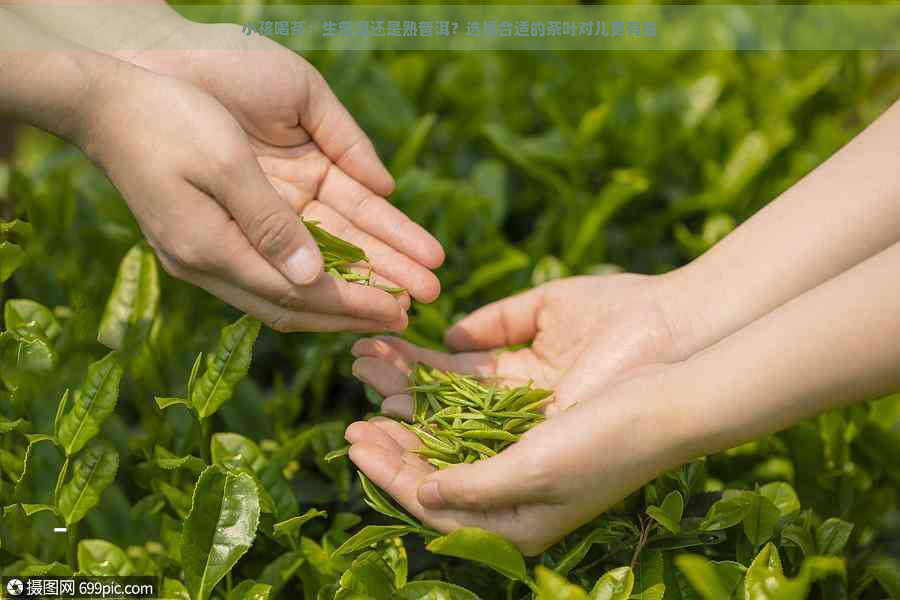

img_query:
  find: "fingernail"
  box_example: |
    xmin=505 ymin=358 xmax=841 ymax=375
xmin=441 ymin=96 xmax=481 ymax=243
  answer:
xmin=418 ymin=480 xmax=444 ymax=509
xmin=285 ymin=245 xmax=321 ymax=285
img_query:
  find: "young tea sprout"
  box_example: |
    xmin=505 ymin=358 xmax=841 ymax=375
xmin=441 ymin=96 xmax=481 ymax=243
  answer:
xmin=324 ymin=366 xmax=552 ymax=469
xmin=405 ymin=365 xmax=551 ymax=469
xmin=302 ymin=219 xmax=403 ymax=293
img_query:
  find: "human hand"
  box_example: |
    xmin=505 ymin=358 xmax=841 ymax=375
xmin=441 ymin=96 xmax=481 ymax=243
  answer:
xmin=350 ymin=274 xmax=687 ymax=415
xmin=130 ymin=22 xmax=444 ymax=304
xmin=84 ymin=63 xmax=412 ymax=332
xmin=344 ymin=369 xmax=690 ymax=555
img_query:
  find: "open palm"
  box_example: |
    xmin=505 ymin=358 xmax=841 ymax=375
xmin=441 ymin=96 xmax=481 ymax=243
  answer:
xmin=351 ymin=274 xmax=682 ymax=416
xmin=137 ymin=23 xmax=444 ymax=303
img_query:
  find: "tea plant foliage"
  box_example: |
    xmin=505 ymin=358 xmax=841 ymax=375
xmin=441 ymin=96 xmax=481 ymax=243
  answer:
xmin=1 ymin=13 xmax=899 ymax=600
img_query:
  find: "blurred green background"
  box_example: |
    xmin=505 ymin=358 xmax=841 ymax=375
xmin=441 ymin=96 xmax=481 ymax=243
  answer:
xmin=0 ymin=2 xmax=898 ymax=596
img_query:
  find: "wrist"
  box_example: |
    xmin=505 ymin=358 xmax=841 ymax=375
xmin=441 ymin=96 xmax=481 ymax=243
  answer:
xmin=654 ymin=265 xmax=720 ymax=359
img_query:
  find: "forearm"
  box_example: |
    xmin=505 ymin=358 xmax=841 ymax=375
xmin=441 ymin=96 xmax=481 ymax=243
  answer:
xmin=4 ymin=1 xmax=194 ymax=69
xmin=0 ymin=8 xmax=114 ymax=144
xmin=662 ymin=99 xmax=900 ymax=356
xmin=671 ymin=237 xmax=900 ymax=458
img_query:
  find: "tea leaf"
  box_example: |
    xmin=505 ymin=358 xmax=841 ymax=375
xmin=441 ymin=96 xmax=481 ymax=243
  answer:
xmin=78 ymin=539 xmax=134 ymax=576
xmin=182 ymin=466 xmax=260 ymax=600
xmin=226 ymin=580 xmax=272 ymax=600
xmin=673 ymin=555 xmax=729 ymax=600
xmin=394 ymin=580 xmax=481 ymax=600
xmin=815 ymin=518 xmax=853 ymax=555
xmin=589 ymin=566 xmax=634 ymax=600
xmin=273 ymin=508 xmax=328 ymax=537
xmin=535 ymin=565 xmax=588 ymax=599
xmin=98 ymin=242 xmax=159 ymax=351
xmin=333 ymin=525 xmax=417 ymax=557
xmin=57 ymin=441 xmax=119 ymax=525
xmin=758 ymin=482 xmax=801 ymax=517
xmin=57 ymin=352 xmax=122 ymax=456
xmin=700 ymin=492 xmax=754 ymax=531
xmin=191 ymin=315 xmax=261 ymax=419
xmin=4 ymin=298 xmax=60 ymax=340
xmin=258 ymin=550 xmax=305 ymax=597
xmin=426 ymin=527 xmax=527 ymax=581
xmin=743 ymin=493 xmax=780 ymax=546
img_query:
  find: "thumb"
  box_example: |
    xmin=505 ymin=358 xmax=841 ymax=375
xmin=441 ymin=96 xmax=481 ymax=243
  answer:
xmin=417 ymin=451 xmax=546 ymax=512
xmin=208 ymin=145 xmax=323 ymax=285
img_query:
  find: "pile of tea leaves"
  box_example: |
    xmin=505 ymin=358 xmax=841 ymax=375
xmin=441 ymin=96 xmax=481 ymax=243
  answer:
xmin=405 ymin=365 xmax=552 ymax=469
xmin=303 ymin=218 xmax=402 ymax=292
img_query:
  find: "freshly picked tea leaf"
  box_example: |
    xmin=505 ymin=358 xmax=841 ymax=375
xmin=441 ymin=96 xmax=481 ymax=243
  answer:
xmin=302 ymin=219 xmax=404 ymax=293
xmin=404 ymin=365 xmax=551 ymax=469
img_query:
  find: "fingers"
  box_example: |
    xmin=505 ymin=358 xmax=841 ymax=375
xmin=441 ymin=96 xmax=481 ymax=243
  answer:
xmin=416 ymin=447 xmax=550 ymax=512
xmin=158 ymin=254 xmax=403 ymax=333
xmin=301 ymin=201 xmax=441 ymax=303
xmin=301 ymin=67 xmax=396 ymax=197
xmin=153 ymin=179 xmax=409 ymax=327
xmin=195 ymin=141 xmax=324 ymax=287
xmin=318 ymin=163 xmax=445 ymax=271
xmin=353 ymin=336 xmax=498 ymax=375
xmin=445 ymin=287 xmax=546 ymax=351
xmin=381 ymin=395 xmax=414 ymax=421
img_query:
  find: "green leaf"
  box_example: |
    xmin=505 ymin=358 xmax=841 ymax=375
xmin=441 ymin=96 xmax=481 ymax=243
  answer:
xmin=535 ymin=565 xmax=588 ymax=599
xmin=744 ymin=544 xmax=844 ymax=599
xmin=211 ymin=432 xmax=267 ymax=473
xmin=758 ymin=482 xmax=801 ymax=517
xmin=867 ymin=557 xmax=900 ymax=599
xmin=358 ymin=473 xmax=418 ymax=527
xmin=394 ymin=580 xmax=481 ymax=600
xmin=97 ymin=243 xmax=160 ymax=351
xmin=338 ymin=550 xmax=397 ymax=600
xmin=700 ymin=491 xmax=754 ymax=531
xmin=815 ymin=518 xmax=853 ymax=555
xmin=391 ymin=113 xmax=437 ymax=177
xmin=332 ymin=525 xmax=416 ymax=557
xmin=273 ymin=508 xmax=327 ymax=537
xmin=154 ymin=446 xmax=206 ymax=473
xmin=554 ymin=526 xmax=625 ymax=576
xmin=0 ymin=417 xmax=27 ymax=434
xmin=4 ymin=299 xmax=61 ymax=340
xmin=53 ymin=388 xmax=69 ymax=438
xmin=781 ymin=524 xmax=816 ymax=558
xmin=21 ymin=503 xmax=58 ymax=516
xmin=589 ymin=566 xmax=634 ymax=600
xmin=324 ymin=447 xmax=350 ymax=463
xmin=633 ymin=551 xmax=665 ymax=600
xmin=57 ymin=352 xmax=123 ymax=456
xmin=161 ymin=579 xmax=191 ymax=600
xmin=257 ymin=550 xmax=304 ymax=597
xmin=191 ymin=315 xmax=261 ymax=419
xmin=227 ymin=580 xmax=272 ymax=600
xmin=674 ymin=555 xmax=730 ymax=600
xmin=154 ymin=396 xmax=190 ymax=411
xmin=77 ymin=539 xmax=134 ymax=576
xmin=57 ymin=441 xmax=119 ymax=525
xmin=210 ymin=432 xmax=277 ymax=514
xmin=647 ymin=491 xmax=684 ymax=534
xmin=182 ymin=466 xmax=261 ymax=600
xmin=0 ymin=241 xmax=26 ymax=283
xmin=426 ymin=527 xmax=526 ymax=581
xmin=743 ymin=494 xmax=780 ymax=546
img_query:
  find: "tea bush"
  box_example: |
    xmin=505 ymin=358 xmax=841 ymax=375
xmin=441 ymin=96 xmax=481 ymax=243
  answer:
xmin=1 ymin=10 xmax=899 ymax=599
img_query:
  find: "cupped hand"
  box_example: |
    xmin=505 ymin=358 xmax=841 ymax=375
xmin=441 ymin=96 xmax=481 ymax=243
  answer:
xmin=350 ymin=274 xmax=685 ymax=416
xmin=85 ymin=63 xmax=412 ymax=332
xmin=345 ymin=369 xmax=689 ymax=555
xmin=131 ymin=22 xmax=444 ymax=305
